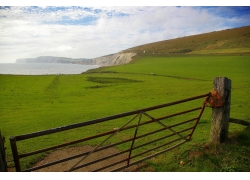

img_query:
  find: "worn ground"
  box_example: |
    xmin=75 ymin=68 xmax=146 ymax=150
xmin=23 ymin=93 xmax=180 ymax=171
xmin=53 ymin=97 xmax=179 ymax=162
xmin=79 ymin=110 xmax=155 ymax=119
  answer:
xmin=32 ymin=146 xmax=146 ymax=172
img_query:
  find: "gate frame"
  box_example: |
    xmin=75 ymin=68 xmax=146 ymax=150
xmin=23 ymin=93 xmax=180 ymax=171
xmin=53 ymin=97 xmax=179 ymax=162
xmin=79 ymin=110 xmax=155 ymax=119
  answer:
xmin=10 ymin=93 xmax=211 ymax=172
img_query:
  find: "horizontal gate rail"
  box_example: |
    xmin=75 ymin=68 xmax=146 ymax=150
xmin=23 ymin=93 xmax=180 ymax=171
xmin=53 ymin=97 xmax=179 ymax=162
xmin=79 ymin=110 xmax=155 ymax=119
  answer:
xmin=12 ymin=93 xmax=210 ymax=141
xmin=10 ymin=93 xmax=210 ymax=172
xmin=25 ymin=125 xmax=194 ymax=172
xmin=18 ymin=107 xmax=202 ymax=159
xmin=111 ymin=140 xmax=187 ymax=172
xmin=66 ymin=128 xmax=194 ymax=172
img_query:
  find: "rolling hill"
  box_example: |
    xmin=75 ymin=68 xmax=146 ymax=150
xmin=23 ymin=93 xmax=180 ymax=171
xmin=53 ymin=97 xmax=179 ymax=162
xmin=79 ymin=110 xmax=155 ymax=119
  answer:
xmin=123 ymin=25 xmax=250 ymax=55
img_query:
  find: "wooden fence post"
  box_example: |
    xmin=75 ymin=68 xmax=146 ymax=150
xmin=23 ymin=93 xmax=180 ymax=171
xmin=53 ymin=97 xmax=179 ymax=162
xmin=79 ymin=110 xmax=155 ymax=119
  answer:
xmin=210 ymin=77 xmax=231 ymax=144
xmin=0 ymin=131 xmax=7 ymax=172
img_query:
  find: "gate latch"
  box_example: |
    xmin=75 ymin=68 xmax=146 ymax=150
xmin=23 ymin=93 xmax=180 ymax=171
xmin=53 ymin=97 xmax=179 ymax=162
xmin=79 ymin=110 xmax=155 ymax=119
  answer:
xmin=206 ymin=89 xmax=224 ymax=107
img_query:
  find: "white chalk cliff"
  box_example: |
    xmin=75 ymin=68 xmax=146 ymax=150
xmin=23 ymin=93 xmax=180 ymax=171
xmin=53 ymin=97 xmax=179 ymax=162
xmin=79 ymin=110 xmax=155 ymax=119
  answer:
xmin=16 ymin=53 xmax=137 ymax=66
xmin=82 ymin=53 xmax=137 ymax=66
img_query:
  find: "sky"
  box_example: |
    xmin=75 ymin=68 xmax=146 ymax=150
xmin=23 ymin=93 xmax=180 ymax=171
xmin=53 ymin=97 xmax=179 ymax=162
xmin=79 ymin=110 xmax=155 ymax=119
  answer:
xmin=0 ymin=1 xmax=250 ymax=63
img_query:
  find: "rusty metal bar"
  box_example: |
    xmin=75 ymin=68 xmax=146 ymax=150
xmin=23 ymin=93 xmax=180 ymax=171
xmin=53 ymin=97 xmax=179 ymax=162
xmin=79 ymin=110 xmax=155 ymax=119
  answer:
xmin=84 ymin=128 xmax=194 ymax=172
xmin=111 ymin=140 xmax=187 ymax=172
xmin=14 ymin=93 xmax=209 ymax=141
xmin=131 ymin=135 xmax=190 ymax=160
xmin=24 ymin=151 xmax=90 ymax=172
xmin=19 ymin=107 xmax=200 ymax=159
xmin=143 ymin=112 xmax=189 ymax=141
xmin=22 ymin=116 xmax=197 ymax=171
xmin=74 ymin=127 xmax=192 ymax=172
xmin=24 ymin=124 xmax=194 ymax=172
xmin=132 ymin=139 xmax=187 ymax=163
xmin=25 ymin=135 xmax=136 ymax=171
xmin=127 ymin=112 xmax=142 ymax=166
xmin=24 ymin=144 xmax=129 ymax=172
xmin=67 ymin=113 xmax=139 ymax=172
xmin=188 ymin=96 xmax=209 ymax=140
xmin=133 ymin=133 xmax=181 ymax=152
xmin=135 ymin=108 xmax=200 ymax=130
xmin=129 ymin=123 xmax=194 ymax=144
xmin=68 ymin=150 xmax=130 ymax=172
xmin=70 ymin=135 xmax=188 ymax=172
xmin=20 ymin=115 xmax=197 ymax=160
xmin=132 ymin=128 xmax=192 ymax=152
xmin=26 ymin=136 xmax=133 ymax=172
xmin=11 ymin=93 xmax=210 ymax=172
xmin=72 ymin=120 xmax=195 ymax=172
xmin=166 ymin=117 xmax=197 ymax=128
xmin=9 ymin=136 xmax=21 ymax=172
xmin=19 ymin=128 xmax=122 ymax=159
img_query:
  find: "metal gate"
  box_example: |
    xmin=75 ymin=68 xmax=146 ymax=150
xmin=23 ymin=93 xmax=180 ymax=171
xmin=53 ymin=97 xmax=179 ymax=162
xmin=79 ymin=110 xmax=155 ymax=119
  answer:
xmin=9 ymin=93 xmax=210 ymax=172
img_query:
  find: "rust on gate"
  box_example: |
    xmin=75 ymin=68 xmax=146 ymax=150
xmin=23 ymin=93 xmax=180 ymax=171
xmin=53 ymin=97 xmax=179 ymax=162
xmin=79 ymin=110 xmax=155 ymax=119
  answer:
xmin=9 ymin=93 xmax=211 ymax=172
xmin=205 ymin=89 xmax=224 ymax=107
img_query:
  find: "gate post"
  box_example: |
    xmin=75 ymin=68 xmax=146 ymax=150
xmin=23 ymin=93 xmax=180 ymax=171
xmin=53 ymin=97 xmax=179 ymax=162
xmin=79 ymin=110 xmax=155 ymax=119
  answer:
xmin=0 ymin=131 xmax=7 ymax=172
xmin=210 ymin=77 xmax=231 ymax=144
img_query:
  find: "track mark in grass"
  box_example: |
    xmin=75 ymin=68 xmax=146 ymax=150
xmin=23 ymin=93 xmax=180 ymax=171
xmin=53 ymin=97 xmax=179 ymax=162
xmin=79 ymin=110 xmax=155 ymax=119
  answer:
xmin=87 ymin=77 xmax=142 ymax=84
xmin=85 ymin=85 xmax=109 ymax=89
xmin=44 ymin=76 xmax=60 ymax=93
xmin=95 ymin=71 xmax=209 ymax=81
xmin=139 ymin=73 xmax=209 ymax=81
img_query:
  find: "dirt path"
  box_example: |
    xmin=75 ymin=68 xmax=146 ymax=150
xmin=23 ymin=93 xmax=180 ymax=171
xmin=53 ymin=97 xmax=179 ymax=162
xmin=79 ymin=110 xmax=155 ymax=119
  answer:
xmin=32 ymin=146 xmax=146 ymax=172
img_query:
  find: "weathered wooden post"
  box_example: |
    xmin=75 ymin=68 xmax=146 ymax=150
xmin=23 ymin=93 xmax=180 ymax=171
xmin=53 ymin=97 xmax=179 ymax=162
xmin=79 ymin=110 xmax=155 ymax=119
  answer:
xmin=0 ymin=131 xmax=7 ymax=172
xmin=210 ymin=77 xmax=231 ymax=144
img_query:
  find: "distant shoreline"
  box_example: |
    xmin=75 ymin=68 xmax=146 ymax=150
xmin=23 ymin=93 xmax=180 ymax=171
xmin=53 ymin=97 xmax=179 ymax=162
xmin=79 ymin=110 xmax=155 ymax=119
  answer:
xmin=0 ymin=63 xmax=99 ymax=75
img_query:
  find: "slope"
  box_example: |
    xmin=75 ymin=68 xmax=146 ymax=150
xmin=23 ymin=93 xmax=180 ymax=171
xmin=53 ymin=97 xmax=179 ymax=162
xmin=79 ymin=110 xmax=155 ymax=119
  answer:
xmin=123 ymin=26 xmax=250 ymax=55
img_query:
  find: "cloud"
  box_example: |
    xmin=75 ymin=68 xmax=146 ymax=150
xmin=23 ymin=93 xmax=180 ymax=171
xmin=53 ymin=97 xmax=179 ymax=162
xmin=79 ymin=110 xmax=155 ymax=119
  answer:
xmin=48 ymin=45 xmax=73 ymax=52
xmin=0 ymin=6 xmax=249 ymax=63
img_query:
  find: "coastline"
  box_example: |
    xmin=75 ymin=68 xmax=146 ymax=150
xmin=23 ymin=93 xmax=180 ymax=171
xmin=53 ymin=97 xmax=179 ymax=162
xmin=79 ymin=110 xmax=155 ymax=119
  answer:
xmin=0 ymin=63 xmax=99 ymax=75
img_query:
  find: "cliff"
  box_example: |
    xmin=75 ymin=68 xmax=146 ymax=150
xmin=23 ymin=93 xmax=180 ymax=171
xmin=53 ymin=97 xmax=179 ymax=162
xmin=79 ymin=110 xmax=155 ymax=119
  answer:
xmin=16 ymin=53 xmax=137 ymax=66
xmin=81 ymin=53 xmax=137 ymax=66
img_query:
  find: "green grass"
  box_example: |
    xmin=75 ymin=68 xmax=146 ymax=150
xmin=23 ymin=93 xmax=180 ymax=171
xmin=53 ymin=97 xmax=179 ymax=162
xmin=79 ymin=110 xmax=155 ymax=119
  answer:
xmin=1 ymin=54 xmax=250 ymax=171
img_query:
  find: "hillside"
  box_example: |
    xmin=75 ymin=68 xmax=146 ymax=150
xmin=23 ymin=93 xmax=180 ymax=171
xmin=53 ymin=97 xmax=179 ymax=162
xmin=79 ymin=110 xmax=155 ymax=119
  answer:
xmin=123 ymin=26 xmax=250 ymax=55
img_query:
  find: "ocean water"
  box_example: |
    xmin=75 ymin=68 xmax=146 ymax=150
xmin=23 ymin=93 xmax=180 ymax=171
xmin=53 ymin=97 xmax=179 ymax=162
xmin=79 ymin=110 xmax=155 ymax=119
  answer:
xmin=0 ymin=63 xmax=99 ymax=75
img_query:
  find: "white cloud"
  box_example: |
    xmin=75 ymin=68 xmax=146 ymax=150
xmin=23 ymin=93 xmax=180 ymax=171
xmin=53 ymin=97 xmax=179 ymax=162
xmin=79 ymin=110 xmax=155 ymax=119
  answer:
xmin=0 ymin=6 xmax=249 ymax=63
xmin=48 ymin=45 xmax=73 ymax=52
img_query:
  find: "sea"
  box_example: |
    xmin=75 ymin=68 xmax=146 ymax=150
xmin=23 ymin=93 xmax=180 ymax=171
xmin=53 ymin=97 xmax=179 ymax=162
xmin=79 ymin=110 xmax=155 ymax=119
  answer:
xmin=0 ymin=63 xmax=99 ymax=75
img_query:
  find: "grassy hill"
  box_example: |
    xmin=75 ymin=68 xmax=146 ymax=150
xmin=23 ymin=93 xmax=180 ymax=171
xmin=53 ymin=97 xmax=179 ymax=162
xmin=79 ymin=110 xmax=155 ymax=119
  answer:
xmin=123 ymin=26 xmax=250 ymax=55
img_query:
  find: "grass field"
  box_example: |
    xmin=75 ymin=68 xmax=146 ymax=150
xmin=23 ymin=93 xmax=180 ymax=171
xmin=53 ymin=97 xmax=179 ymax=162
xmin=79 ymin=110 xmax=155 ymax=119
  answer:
xmin=1 ymin=54 xmax=250 ymax=171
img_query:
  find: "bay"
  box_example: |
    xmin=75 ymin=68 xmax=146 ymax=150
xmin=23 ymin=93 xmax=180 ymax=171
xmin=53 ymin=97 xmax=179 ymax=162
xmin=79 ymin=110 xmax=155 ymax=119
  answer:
xmin=0 ymin=63 xmax=99 ymax=75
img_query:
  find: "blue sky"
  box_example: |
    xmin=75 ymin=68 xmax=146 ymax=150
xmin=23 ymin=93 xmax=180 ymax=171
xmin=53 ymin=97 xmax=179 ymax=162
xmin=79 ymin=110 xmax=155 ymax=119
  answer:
xmin=0 ymin=1 xmax=250 ymax=63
